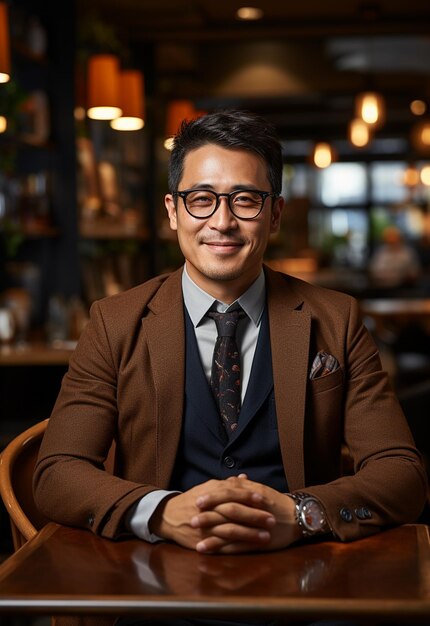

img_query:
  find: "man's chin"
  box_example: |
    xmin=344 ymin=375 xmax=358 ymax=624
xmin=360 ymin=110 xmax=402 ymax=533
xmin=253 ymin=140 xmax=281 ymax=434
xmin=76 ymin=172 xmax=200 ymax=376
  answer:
xmin=201 ymin=268 xmax=244 ymax=282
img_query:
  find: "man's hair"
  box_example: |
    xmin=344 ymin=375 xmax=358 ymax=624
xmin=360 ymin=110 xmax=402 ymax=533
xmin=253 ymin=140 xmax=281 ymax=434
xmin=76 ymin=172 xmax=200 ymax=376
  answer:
xmin=168 ymin=109 xmax=283 ymax=196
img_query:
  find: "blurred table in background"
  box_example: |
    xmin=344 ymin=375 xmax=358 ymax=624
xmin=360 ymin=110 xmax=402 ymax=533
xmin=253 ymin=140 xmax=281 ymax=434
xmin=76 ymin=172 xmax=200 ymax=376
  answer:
xmin=359 ymin=301 xmax=430 ymax=485
xmin=0 ymin=341 xmax=75 ymax=366
xmin=360 ymin=298 xmax=430 ymax=324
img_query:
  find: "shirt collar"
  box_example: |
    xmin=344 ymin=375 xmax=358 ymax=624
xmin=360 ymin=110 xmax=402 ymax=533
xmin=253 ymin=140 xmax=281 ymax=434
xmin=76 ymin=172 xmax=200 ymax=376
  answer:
xmin=182 ymin=265 xmax=265 ymax=328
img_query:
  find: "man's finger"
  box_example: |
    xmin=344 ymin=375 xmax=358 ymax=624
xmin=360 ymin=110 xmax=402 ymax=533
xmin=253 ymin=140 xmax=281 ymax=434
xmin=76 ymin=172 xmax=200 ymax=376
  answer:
xmin=193 ymin=503 xmax=275 ymax=529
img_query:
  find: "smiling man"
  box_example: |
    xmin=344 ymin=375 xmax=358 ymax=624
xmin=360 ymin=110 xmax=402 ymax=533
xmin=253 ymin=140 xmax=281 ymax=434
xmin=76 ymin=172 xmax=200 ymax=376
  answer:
xmin=165 ymin=143 xmax=282 ymax=303
xmin=34 ymin=110 xmax=427 ymax=626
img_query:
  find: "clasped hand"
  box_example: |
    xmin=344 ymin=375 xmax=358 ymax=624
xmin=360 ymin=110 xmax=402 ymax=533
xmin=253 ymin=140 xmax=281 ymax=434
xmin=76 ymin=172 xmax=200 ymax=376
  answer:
xmin=150 ymin=474 xmax=301 ymax=554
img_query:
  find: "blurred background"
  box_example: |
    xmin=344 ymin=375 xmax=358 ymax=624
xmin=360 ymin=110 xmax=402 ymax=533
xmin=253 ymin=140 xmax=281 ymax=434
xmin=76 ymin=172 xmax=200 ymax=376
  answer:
xmin=1 ymin=0 xmax=430 ymax=553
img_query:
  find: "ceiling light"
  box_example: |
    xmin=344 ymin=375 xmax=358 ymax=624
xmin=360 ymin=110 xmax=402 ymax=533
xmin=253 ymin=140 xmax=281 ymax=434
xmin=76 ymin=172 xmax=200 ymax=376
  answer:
xmin=164 ymin=100 xmax=196 ymax=150
xmin=86 ymin=54 xmax=122 ymax=121
xmin=110 ymin=70 xmax=145 ymax=131
xmin=420 ymin=165 xmax=430 ymax=186
xmin=410 ymin=100 xmax=427 ymax=116
xmin=421 ymin=125 xmax=430 ymax=145
xmin=236 ymin=7 xmax=264 ymax=20
xmin=0 ymin=115 xmax=6 ymax=133
xmin=313 ymin=143 xmax=333 ymax=169
xmin=355 ymin=91 xmax=385 ymax=127
xmin=0 ymin=2 xmax=11 ymax=83
xmin=348 ymin=118 xmax=371 ymax=148
xmin=402 ymin=165 xmax=420 ymax=188
xmin=74 ymin=106 xmax=86 ymax=121
xmin=411 ymin=121 xmax=430 ymax=153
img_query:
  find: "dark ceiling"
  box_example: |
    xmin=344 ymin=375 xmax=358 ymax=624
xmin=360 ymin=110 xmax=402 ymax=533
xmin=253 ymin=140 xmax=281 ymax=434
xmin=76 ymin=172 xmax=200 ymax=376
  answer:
xmin=76 ymin=0 xmax=430 ymax=153
xmin=77 ymin=0 xmax=430 ymax=40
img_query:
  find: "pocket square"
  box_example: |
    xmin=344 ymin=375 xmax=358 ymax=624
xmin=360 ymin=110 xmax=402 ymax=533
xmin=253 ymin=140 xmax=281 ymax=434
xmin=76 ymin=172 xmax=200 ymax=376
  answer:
xmin=310 ymin=350 xmax=339 ymax=379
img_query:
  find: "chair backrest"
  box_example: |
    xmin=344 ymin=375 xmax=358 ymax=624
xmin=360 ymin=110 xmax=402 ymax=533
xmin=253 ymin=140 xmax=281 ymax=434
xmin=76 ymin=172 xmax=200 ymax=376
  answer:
xmin=0 ymin=419 xmax=50 ymax=551
xmin=0 ymin=419 xmax=117 ymax=552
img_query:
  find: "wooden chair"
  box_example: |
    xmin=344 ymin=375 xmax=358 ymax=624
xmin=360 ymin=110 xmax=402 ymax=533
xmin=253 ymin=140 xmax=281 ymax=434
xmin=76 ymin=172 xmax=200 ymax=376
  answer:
xmin=0 ymin=420 xmax=117 ymax=626
xmin=0 ymin=418 xmax=51 ymax=551
xmin=0 ymin=418 xmax=117 ymax=553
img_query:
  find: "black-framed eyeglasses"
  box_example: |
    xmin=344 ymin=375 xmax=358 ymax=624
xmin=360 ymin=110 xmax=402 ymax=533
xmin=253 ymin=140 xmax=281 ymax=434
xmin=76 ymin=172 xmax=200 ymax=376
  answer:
xmin=173 ymin=188 xmax=277 ymax=220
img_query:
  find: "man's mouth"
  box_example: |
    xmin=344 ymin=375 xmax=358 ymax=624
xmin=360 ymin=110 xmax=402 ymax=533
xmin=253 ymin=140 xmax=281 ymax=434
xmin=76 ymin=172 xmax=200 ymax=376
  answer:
xmin=203 ymin=240 xmax=243 ymax=252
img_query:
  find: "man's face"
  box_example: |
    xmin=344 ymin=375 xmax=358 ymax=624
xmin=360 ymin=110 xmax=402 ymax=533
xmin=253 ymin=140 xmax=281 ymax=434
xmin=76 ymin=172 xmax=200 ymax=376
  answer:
xmin=165 ymin=144 xmax=283 ymax=302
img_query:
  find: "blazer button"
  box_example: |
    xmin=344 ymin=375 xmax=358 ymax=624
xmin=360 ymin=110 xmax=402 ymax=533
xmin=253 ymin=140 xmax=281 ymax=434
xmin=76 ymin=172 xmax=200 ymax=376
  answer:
xmin=339 ymin=507 xmax=353 ymax=523
xmin=223 ymin=456 xmax=236 ymax=469
xmin=88 ymin=513 xmax=95 ymax=527
xmin=355 ymin=506 xmax=372 ymax=520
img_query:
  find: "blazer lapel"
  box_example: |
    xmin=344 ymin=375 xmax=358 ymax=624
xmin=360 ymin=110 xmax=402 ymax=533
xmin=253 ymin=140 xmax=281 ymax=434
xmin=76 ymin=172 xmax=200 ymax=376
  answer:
xmin=141 ymin=269 xmax=185 ymax=486
xmin=265 ymin=266 xmax=311 ymax=490
xmin=233 ymin=307 xmax=273 ymax=437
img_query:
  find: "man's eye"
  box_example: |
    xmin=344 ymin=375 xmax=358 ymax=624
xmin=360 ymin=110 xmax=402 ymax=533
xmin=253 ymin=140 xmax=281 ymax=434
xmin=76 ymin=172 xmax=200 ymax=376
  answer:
xmin=234 ymin=193 xmax=259 ymax=204
xmin=189 ymin=193 xmax=213 ymax=204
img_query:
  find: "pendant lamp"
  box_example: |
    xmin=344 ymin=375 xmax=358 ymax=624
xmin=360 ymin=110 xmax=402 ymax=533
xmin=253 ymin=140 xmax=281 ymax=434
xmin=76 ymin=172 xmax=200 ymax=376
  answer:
xmin=110 ymin=70 xmax=145 ymax=131
xmin=87 ymin=54 xmax=122 ymax=121
xmin=355 ymin=91 xmax=385 ymax=128
xmin=164 ymin=100 xmax=196 ymax=150
xmin=411 ymin=120 xmax=430 ymax=154
xmin=348 ymin=118 xmax=371 ymax=148
xmin=421 ymin=165 xmax=430 ymax=186
xmin=0 ymin=2 xmax=11 ymax=83
xmin=313 ymin=142 xmax=333 ymax=169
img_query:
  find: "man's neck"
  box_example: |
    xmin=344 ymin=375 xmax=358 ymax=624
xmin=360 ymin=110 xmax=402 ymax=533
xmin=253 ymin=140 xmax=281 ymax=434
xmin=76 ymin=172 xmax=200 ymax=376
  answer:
xmin=184 ymin=263 xmax=262 ymax=304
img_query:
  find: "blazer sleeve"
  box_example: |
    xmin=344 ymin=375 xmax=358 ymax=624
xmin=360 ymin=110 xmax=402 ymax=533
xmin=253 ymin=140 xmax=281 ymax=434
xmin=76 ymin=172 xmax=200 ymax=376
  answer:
xmin=302 ymin=296 xmax=428 ymax=541
xmin=33 ymin=299 xmax=157 ymax=539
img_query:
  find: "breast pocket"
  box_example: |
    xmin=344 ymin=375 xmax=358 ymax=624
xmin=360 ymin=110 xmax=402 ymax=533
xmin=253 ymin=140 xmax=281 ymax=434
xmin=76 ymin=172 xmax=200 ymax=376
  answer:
xmin=310 ymin=366 xmax=344 ymax=396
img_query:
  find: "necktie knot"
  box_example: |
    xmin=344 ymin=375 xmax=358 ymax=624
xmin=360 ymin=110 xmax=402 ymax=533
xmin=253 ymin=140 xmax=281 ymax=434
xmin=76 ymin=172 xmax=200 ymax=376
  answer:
xmin=207 ymin=310 xmax=244 ymax=338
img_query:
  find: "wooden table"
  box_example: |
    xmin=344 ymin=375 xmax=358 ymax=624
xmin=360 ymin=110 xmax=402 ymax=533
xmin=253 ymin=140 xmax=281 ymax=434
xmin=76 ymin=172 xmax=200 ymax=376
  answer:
xmin=360 ymin=298 xmax=430 ymax=339
xmin=360 ymin=298 xmax=430 ymax=321
xmin=0 ymin=523 xmax=430 ymax=622
xmin=0 ymin=341 xmax=75 ymax=366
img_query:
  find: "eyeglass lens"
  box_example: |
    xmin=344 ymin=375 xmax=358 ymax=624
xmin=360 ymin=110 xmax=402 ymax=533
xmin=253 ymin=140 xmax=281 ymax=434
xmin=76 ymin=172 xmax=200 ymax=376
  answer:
xmin=184 ymin=190 xmax=265 ymax=218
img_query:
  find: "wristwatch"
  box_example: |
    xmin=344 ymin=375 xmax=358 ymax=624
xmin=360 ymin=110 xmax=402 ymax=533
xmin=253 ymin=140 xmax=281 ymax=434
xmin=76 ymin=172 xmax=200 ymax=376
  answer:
xmin=288 ymin=492 xmax=330 ymax=537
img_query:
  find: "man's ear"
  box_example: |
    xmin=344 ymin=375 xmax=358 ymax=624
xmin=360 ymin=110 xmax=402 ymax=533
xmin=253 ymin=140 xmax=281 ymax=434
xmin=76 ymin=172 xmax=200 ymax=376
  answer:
xmin=165 ymin=194 xmax=178 ymax=231
xmin=270 ymin=196 xmax=284 ymax=234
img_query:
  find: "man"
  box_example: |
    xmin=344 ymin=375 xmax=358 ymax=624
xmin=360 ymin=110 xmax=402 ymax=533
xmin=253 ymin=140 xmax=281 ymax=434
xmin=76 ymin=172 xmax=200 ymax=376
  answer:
xmin=33 ymin=110 xmax=427 ymax=625
xmin=369 ymin=225 xmax=421 ymax=289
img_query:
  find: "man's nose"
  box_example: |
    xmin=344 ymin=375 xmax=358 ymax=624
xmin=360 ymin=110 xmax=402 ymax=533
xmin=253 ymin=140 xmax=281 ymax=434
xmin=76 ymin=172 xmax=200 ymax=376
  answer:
xmin=208 ymin=196 xmax=238 ymax=229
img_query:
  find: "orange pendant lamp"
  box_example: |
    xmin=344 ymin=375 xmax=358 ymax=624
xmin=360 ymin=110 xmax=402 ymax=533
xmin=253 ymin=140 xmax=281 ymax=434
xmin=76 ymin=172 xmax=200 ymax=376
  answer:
xmin=0 ymin=2 xmax=11 ymax=83
xmin=87 ymin=54 xmax=122 ymax=120
xmin=164 ymin=100 xmax=196 ymax=150
xmin=110 ymin=70 xmax=145 ymax=131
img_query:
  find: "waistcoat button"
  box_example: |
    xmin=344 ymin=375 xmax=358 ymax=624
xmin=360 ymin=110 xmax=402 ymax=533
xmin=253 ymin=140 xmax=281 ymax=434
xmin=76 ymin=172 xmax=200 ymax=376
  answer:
xmin=223 ymin=456 xmax=235 ymax=469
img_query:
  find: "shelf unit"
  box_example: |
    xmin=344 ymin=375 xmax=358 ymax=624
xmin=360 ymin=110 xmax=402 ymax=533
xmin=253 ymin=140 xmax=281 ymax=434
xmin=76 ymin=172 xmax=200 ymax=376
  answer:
xmin=1 ymin=0 xmax=78 ymax=330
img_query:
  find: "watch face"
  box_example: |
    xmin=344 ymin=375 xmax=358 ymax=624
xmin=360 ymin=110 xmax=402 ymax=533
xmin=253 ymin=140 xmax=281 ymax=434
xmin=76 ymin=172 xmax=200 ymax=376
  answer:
xmin=301 ymin=498 xmax=324 ymax=532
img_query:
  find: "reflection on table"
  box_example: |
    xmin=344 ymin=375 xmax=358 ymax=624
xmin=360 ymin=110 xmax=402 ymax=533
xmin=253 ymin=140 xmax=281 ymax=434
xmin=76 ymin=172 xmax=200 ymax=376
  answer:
xmin=0 ymin=523 xmax=430 ymax=621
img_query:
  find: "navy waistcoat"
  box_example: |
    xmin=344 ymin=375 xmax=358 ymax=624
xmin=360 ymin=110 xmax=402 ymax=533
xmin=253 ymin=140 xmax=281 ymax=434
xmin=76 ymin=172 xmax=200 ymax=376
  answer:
xmin=169 ymin=307 xmax=289 ymax=493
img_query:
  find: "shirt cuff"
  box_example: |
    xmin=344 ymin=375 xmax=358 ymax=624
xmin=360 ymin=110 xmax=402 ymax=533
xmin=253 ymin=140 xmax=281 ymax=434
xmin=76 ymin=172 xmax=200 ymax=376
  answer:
xmin=126 ymin=490 xmax=180 ymax=543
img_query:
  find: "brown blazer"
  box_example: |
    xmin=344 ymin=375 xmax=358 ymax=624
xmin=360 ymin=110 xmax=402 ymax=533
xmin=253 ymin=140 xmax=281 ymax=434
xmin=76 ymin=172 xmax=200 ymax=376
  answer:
xmin=34 ymin=265 xmax=427 ymax=545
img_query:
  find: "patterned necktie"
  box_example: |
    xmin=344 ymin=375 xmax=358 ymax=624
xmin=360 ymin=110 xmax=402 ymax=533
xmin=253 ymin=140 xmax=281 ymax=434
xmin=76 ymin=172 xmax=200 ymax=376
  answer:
xmin=207 ymin=309 xmax=245 ymax=437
